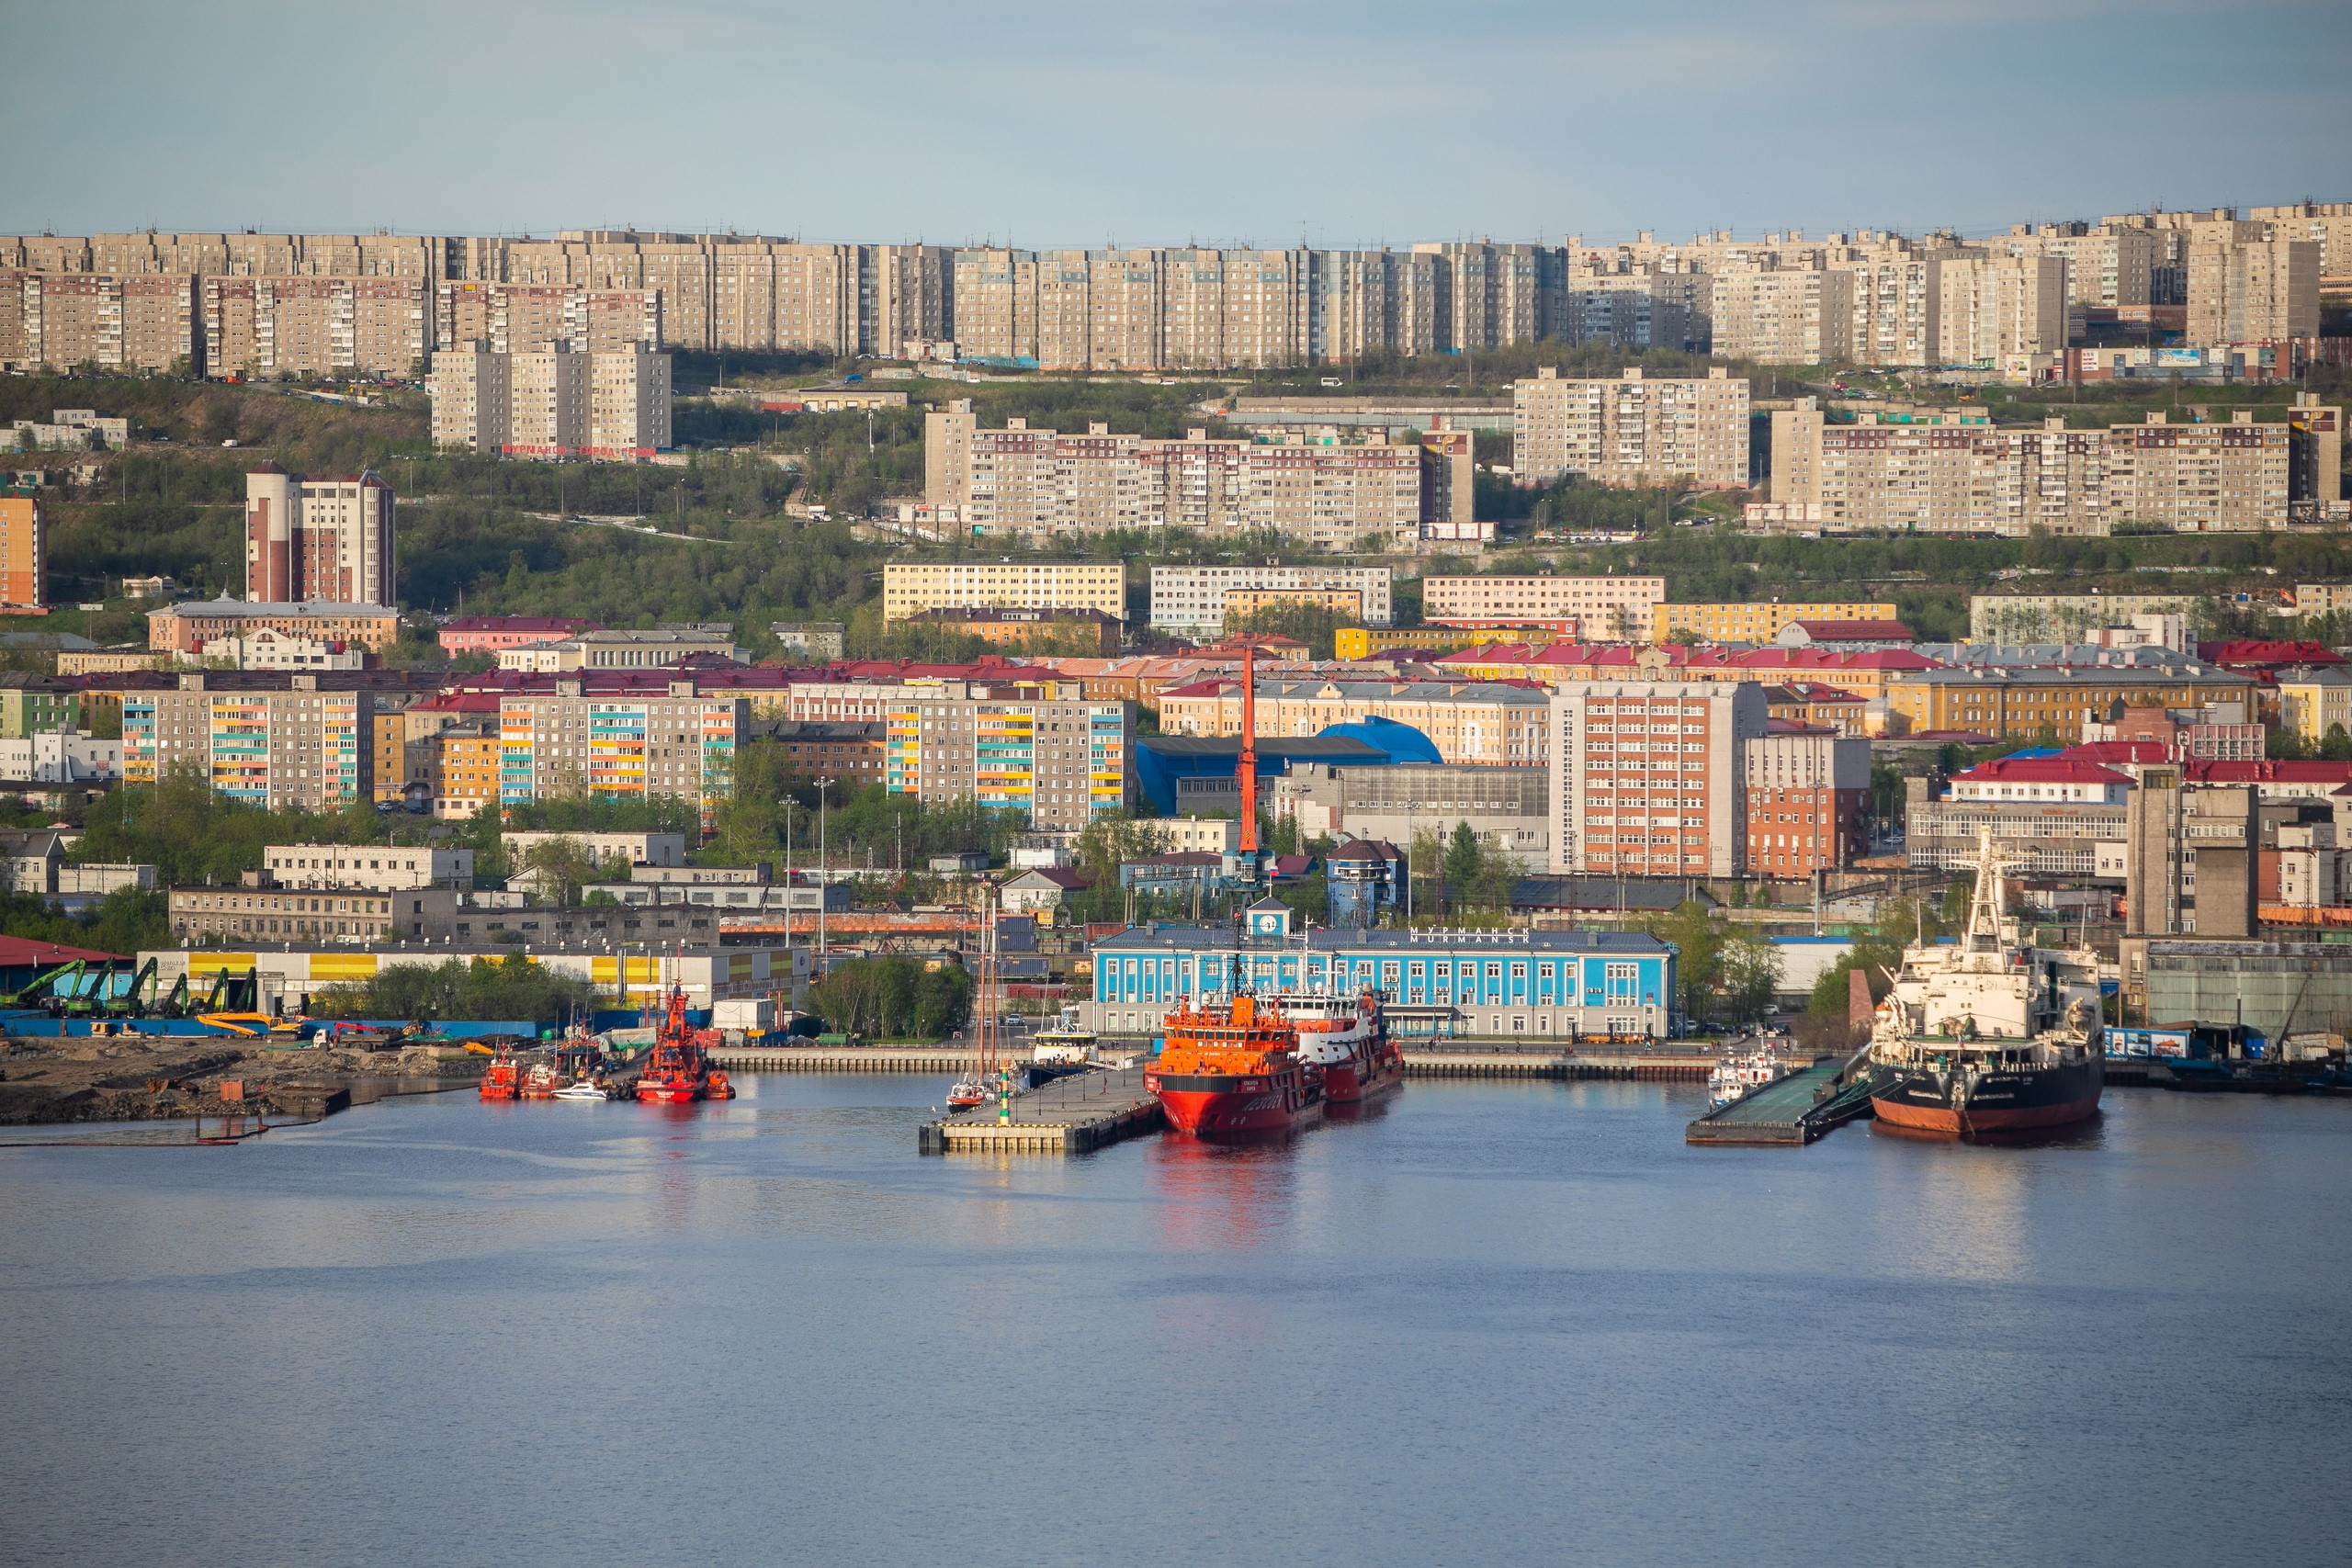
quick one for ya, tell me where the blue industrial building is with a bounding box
[1132,716,1442,818]
[1084,905,1678,1041]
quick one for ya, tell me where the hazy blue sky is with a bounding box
[6,1,2347,245]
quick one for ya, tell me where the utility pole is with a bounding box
[816,776,835,968]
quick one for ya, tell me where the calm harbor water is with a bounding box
[3,1077,2348,1567]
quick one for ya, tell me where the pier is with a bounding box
[1684,1053,1878,1145]
[918,1066,1165,1155]
[710,1043,989,1074]
[1403,1044,1717,1079]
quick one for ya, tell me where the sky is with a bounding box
[5,0,2348,248]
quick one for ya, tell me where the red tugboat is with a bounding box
[1148,979,1323,1136]
[1285,988,1401,1105]
[636,984,730,1103]
[479,1043,523,1100]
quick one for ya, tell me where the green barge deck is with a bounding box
[1685,1051,1878,1146]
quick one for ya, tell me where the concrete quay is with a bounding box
[710,1044,986,1074]
[919,1066,1164,1156]
[1404,1043,1718,1079]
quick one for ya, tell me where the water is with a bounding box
[3,1077,2348,1568]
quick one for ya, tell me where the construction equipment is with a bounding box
[1,959,85,1014]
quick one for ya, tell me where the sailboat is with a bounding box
[946,886,1002,1111]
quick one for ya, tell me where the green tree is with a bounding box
[1643,900,1723,1026]
[1442,821,1484,901]
[310,954,595,1025]
[2322,724,2352,762]
[1719,934,1784,1026]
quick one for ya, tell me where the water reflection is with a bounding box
[1146,1133,1300,1254]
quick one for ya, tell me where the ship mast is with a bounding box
[1237,639,1259,888]
[1963,827,2011,953]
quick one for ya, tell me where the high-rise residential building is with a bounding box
[1422,575,1667,640]
[243,466,395,606]
[497,677,745,827]
[432,281,662,357]
[881,559,1125,624]
[882,678,1133,830]
[201,276,428,378]
[1936,254,2067,364]
[2249,202,2352,283]
[2125,770,2257,939]
[1995,222,2159,309]
[1708,265,1853,364]
[1547,681,1769,877]
[1149,565,1395,636]
[427,344,508,452]
[1511,367,1750,490]
[1741,727,1871,877]
[923,405,1435,550]
[1770,400,2336,535]
[0,273,201,374]
[123,672,371,810]
[429,344,669,458]
[0,495,42,612]
[2185,235,2320,347]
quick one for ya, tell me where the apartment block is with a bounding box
[2125,770,2258,938]
[428,723,503,818]
[1996,222,2158,309]
[432,281,662,356]
[1512,367,1749,490]
[1831,243,1975,367]
[1883,662,2258,743]
[1937,254,2067,364]
[2105,410,2292,532]
[1708,265,1852,364]
[148,598,401,656]
[1150,565,1394,635]
[2250,202,2352,282]
[243,466,395,605]
[881,558,1125,624]
[123,673,371,810]
[924,405,1433,550]
[1741,728,1870,876]
[0,495,41,611]
[427,344,508,452]
[430,344,669,458]
[1159,675,1552,766]
[1422,575,1666,641]
[497,678,744,826]
[884,681,1132,830]
[1547,681,1769,877]
[0,273,200,373]
[201,276,427,378]
[1649,601,1897,645]
[2186,236,2320,347]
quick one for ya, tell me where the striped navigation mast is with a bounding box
[1236,637,1260,891]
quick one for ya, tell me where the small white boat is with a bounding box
[1708,1048,1790,1108]
[552,1077,608,1101]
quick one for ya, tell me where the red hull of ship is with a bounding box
[1871,1093,2101,1134]
[635,1077,707,1104]
[1319,1046,1404,1104]
[1155,1089,1312,1135]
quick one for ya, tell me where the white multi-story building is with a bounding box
[1149,564,1394,635]
[263,843,474,890]
[1422,574,1666,640]
[1547,681,1769,878]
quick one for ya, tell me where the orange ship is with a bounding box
[636,985,735,1103]
[1148,989,1322,1136]
[479,1043,522,1100]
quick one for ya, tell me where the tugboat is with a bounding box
[518,1058,561,1099]
[1283,987,1401,1104]
[1868,829,2105,1135]
[635,984,719,1103]
[478,1043,522,1100]
[1026,1006,1101,1089]
[1148,963,1323,1136]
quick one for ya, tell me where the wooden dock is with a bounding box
[918,1066,1165,1156]
[1685,1053,1877,1145]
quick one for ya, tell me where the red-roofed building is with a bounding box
[1906,755,2136,878]
[436,615,601,656]
[1744,720,1871,875]
[1772,619,1915,650]
[0,933,129,992]
[2058,740,2177,782]
[2198,639,2346,672]
[2182,759,2352,802]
